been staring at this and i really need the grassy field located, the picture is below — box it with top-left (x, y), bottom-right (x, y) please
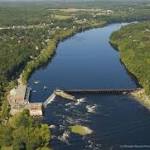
top-left (54, 14), bottom-right (72, 20)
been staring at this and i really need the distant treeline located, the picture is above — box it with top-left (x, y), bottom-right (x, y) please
top-left (0, 1), bottom-right (150, 26)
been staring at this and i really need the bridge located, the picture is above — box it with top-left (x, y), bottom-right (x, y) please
top-left (24, 88), bottom-right (140, 115)
top-left (63, 88), bottom-right (140, 94)
top-left (42, 88), bottom-right (140, 108)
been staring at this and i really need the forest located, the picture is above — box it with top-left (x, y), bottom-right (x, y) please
top-left (0, 1), bottom-right (150, 149)
top-left (0, 110), bottom-right (51, 149)
top-left (110, 21), bottom-right (150, 95)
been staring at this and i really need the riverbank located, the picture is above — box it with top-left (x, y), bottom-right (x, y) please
top-left (5, 21), bottom-right (106, 116)
top-left (14, 22), bottom-right (150, 149)
top-left (21, 21), bottom-right (106, 84)
top-left (110, 21), bottom-right (150, 110)
top-left (131, 89), bottom-right (150, 110)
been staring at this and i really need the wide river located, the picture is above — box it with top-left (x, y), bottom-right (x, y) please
top-left (29, 23), bottom-right (150, 150)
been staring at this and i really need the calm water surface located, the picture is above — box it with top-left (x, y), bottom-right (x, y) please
top-left (29, 24), bottom-right (150, 150)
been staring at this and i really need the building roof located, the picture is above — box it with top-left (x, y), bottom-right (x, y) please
top-left (15, 85), bottom-right (27, 103)
top-left (28, 103), bottom-right (43, 116)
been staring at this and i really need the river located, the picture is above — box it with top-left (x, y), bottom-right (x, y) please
top-left (28, 23), bottom-right (150, 150)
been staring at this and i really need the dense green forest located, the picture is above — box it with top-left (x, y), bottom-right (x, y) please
top-left (0, 1), bottom-right (150, 149)
top-left (0, 27), bottom-right (51, 116)
top-left (110, 21), bottom-right (150, 94)
top-left (0, 110), bottom-right (51, 149)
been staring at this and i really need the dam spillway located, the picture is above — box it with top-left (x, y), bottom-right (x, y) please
top-left (63, 88), bottom-right (140, 94)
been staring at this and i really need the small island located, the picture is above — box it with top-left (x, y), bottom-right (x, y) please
top-left (69, 125), bottom-right (93, 136)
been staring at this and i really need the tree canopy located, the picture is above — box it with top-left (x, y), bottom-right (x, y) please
top-left (0, 110), bottom-right (51, 150)
top-left (110, 21), bottom-right (150, 94)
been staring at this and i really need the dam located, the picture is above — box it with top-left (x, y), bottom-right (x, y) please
top-left (8, 85), bottom-right (140, 116)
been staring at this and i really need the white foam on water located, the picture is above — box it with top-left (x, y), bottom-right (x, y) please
top-left (51, 135), bottom-right (57, 140)
top-left (59, 125), bottom-right (66, 131)
top-left (65, 102), bottom-right (72, 106)
top-left (49, 124), bottom-right (56, 129)
top-left (86, 104), bottom-right (97, 113)
top-left (76, 118), bottom-right (91, 123)
top-left (58, 130), bottom-right (70, 145)
top-left (75, 97), bottom-right (86, 106)
top-left (46, 95), bottom-right (56, 105)
top-left (84, 139), bottom-right (102, 150)
top-left (65, 108), bottom-right (69, 112)
top-left (66, 116), bottom-right (76, 124)
top-left (34, 80), bottom-right (40, 84)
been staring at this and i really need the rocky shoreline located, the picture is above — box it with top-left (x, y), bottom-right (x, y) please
top-left (131, 89), bottom-right (150, 110)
